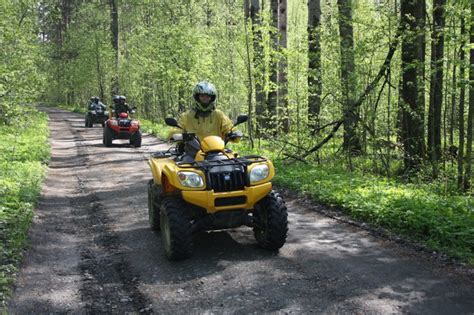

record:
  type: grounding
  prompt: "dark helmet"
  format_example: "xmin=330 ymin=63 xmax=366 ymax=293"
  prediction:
xmin=192 ymin=81 xmax=217 ymax=112
xmin=119 ymin=95 xmax=127 ymax=104
xmin=112 ymin=95 xmax=121 ymax=103
xmin=91 ymin=96 xmax=100 ymax=103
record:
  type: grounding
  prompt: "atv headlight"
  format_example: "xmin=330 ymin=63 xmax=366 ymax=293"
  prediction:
xmin=177 ymin=172 xmax=204 ymax=188
xmin=110 ymin=119 xmax=118 ymax=126
xmin=249 ymin=164 xmax=269 ymax=183
xmin=91 ymin=110 xmax=96 ymax=115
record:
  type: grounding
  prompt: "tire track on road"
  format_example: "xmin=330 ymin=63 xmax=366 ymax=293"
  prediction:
xmin=71 ymin=125 xmax=154 ymax=313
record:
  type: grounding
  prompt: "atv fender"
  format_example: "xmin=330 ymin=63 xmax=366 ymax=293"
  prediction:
xmin=148 ymin=158 xmax=205 ymax=191
xmin=148 ymin=159 xmax=164 ymax=185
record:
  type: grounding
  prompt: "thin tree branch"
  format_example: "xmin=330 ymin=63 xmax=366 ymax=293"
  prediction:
xmin=313 ymin=119 xmax=343 ymax=132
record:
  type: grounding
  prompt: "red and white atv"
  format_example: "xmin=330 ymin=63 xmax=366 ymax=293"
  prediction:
xmin=103 ymin=111 xmax=142 ymax=147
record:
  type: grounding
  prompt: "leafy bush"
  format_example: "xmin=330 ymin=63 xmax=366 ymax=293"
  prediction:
xmin=140 ymin=119 xmax=170 ymax=140
xmin=0 ymin=108 xmax=49 ymax=305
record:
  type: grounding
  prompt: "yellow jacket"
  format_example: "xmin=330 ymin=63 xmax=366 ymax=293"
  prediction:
xmin=174 ymin=109 xmax=234 ymax=140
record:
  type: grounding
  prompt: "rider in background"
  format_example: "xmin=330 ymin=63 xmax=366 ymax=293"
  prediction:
xmin=89 ymin=96 xmax=106 ymax=111
xmin=112 ymin=95 xmax=132 ymax=117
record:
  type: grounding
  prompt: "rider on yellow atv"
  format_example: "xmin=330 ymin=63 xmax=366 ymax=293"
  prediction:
xmin=172 ymin=81 xmax=233 ymax=139
xmin=148 ymin=81 xmax=288 ymax=260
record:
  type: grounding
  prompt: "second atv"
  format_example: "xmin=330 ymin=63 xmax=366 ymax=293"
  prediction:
xmin=147 ymin=115 xmax=288 ymax=260
xmin=103 ymin=109 xmax=142 ymax=147
xmin=85 ymin=103 xmax=109 ymax=128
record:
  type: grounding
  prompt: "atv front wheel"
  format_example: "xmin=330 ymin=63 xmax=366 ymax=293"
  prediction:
xmin=160 ymin=197 xmax=193 ymax=260
xmin=148 ymin=179 xmax=162 ymax=231
xmin=132 ymin=131 xmax=142 ymax=147
xmin=103 ymin=126 xmax=113 ymax=147
xmin=253 ymin=191 xmax=288 ymax=250
xmin=86 ymin=115 xmax=93 ymax=128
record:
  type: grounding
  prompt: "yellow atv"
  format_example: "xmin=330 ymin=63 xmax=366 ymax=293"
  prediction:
xmin=147 ymin=115 xmax=288 ymax=260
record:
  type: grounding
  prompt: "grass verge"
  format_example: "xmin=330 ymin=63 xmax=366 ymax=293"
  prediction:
xmin=0 ymin=107 xmax=50 ymax=305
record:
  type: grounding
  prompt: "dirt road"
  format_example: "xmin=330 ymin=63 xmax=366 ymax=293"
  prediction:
xmin=7 ymin=108 xmax=474 ymax=314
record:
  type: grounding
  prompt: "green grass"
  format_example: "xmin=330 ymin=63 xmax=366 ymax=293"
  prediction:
xmin=0 ymin=107 xmax=50 ymax=305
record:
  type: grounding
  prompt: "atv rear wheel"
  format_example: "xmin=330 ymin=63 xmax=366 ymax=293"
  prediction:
xmin=253 ymin=191 xmax=288 ymax=250
xmin=103 ymin=126 xmax=113 ymax=147
xmin=160 ymin=197 xmax=193 ymax=260
xmin=148 ymin=179 xmax=162 ymax=231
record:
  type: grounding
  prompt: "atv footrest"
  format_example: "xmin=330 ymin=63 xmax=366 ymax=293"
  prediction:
xmin=152 ymin=151 xmax=176 ymax=159
xmin=191 ymin=210 xmax=252 ymax=233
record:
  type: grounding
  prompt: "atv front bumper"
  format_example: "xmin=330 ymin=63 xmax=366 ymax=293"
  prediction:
xmin=181 ymin=182 xmax=272 ymax=213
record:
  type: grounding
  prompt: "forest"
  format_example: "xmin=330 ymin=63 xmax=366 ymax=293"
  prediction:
xmin=3 ymin=0 xmax=473 ymax=187
xmin=1 ymin=0 xmax=474 ymax=302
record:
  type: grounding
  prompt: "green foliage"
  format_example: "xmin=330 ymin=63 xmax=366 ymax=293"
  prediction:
xmin=140 ymin=119 xmax=170 ymax=140
xmin=0 ymin=109 xmax=49 ymax=305
xmin=0 ymin=0 xmax=46 ymax=124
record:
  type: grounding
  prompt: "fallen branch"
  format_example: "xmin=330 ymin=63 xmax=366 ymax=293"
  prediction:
xmin=261 ymin=135 xmax=310 ymax=154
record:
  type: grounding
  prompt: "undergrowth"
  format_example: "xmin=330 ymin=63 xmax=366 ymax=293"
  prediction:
xmin=0 ymin=107 xmax=50 ymax=305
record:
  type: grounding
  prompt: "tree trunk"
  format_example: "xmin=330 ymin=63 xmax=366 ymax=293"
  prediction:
xmin=249 ymin=0 xmax=266 ymax=136
xmin=450 ymin=46 xmax=457 ymax=147
xmin=337 ymin=0 xmax=361 ymax=155
xmin=428 ymin=0 xmax=446 ymax=178
xmin=94 ymin=34 xmax=105 ymax=101
xmin=464 ymin=1 xmax=474 ymax=191
xmin=244 ymin=0 xmax=255 ymax=147
xmin=457 ymin=17 xmax=466 ymax=189
xmin=278 ymin=0 xmax=289 ymax=132
xmin=308 ymin=0 xmax=322 ymax=133
xmin=109 ymin=0 xmax=119 ymax=95
xmin=399 ymin=0 xmax=426 ymax=173
xmin=267 ymin=0 xmax=279 ymax=132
